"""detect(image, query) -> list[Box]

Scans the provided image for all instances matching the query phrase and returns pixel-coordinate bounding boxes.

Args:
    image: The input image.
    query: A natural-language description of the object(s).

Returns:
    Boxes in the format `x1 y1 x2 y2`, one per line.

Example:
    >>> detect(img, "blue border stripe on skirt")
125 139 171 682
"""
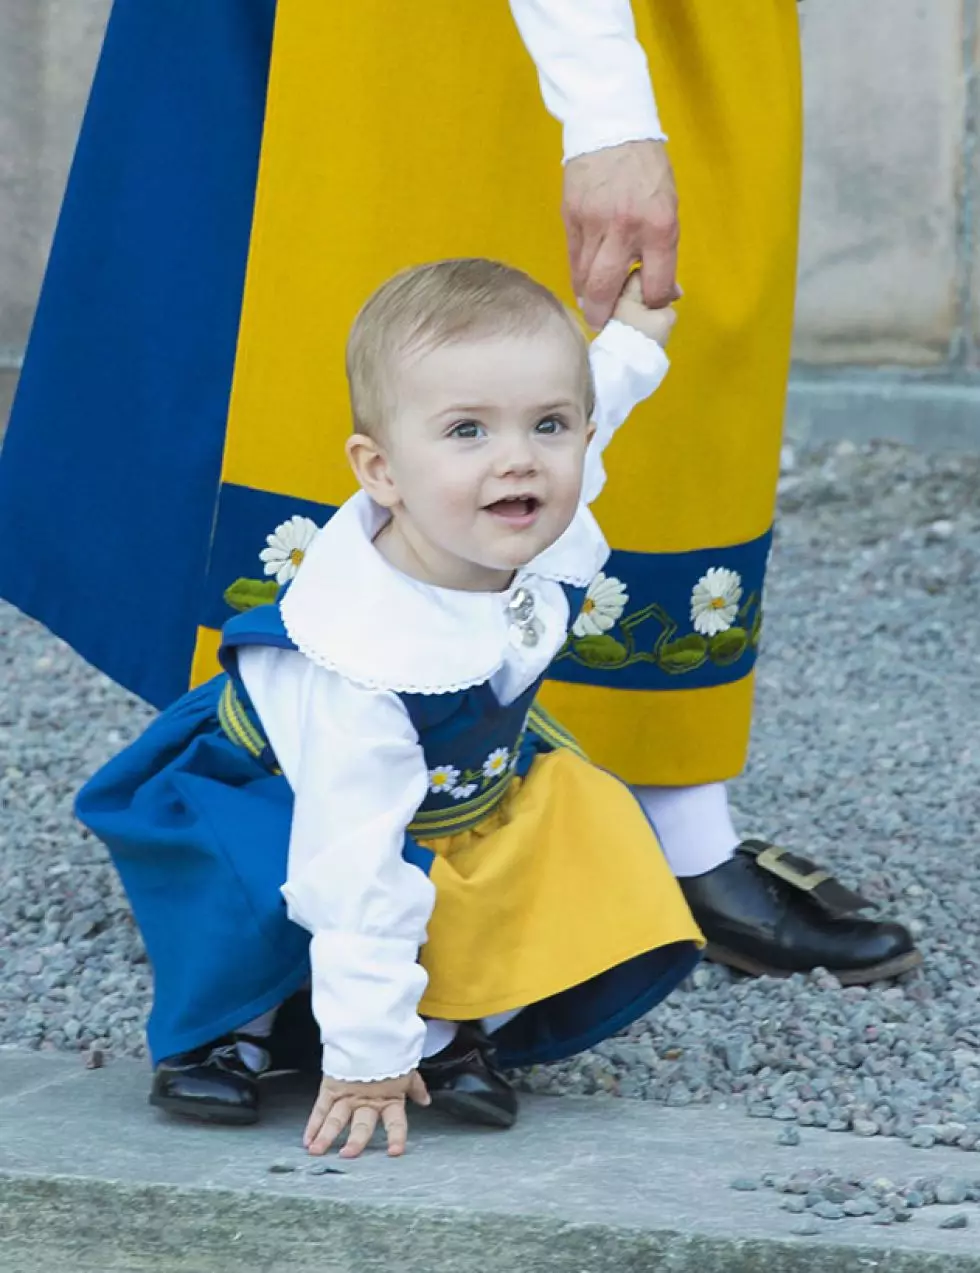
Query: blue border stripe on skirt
0 0 277 710
205 482 772 693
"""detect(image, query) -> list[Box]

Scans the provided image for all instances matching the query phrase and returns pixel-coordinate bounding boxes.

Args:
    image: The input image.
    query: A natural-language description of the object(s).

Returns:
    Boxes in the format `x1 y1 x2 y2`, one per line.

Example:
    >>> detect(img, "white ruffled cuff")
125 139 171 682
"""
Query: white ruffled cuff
507 0 666 162
308 930 429 1082
563 109 666 165
593 319 670 390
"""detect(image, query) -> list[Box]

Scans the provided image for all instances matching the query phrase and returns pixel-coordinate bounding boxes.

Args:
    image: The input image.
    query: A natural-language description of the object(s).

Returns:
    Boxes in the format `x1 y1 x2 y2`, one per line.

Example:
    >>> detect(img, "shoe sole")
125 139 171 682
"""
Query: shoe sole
703 942 924 987
149 1093 259 1126
428 1089 517 1129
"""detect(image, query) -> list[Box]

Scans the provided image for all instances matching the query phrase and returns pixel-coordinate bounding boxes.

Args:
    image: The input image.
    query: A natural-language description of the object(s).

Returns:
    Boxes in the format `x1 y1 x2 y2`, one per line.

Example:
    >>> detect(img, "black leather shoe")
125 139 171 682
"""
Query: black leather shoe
150 1034 264 1125
681 840 922 985
419 1023 519 1129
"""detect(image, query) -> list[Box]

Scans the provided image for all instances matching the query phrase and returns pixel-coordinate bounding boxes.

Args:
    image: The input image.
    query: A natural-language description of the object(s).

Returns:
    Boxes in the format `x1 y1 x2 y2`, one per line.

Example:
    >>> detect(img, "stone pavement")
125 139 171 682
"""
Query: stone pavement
1 1050 978 1273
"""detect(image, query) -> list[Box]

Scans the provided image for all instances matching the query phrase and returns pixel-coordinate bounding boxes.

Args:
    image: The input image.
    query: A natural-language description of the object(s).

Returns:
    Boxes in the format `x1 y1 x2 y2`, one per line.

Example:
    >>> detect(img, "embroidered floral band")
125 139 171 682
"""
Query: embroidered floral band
551 528 772 692
202 483 773 695
217 676 585 838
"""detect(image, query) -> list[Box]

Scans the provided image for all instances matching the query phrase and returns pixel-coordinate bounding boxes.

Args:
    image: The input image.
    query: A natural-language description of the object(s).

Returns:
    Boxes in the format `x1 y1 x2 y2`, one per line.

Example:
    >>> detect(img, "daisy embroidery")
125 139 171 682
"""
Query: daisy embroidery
572 573 629 638
428 765 461 796
482 747 511 781
690 567 743 637
259 515 319 585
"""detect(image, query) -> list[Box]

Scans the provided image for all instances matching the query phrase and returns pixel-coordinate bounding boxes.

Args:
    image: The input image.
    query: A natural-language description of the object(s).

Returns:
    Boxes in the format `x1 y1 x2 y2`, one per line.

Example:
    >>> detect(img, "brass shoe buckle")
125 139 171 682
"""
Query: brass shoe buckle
755 844 831 894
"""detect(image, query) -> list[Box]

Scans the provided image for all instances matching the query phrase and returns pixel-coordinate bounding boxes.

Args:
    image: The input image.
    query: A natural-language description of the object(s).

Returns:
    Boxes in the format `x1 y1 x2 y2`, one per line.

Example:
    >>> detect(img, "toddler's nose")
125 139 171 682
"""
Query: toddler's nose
495 434 537 476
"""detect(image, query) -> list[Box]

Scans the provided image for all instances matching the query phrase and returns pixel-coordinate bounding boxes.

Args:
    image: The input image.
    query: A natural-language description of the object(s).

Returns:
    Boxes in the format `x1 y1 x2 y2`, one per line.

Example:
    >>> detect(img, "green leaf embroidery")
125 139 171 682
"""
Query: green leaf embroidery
224 578 279 613
708 626 748 666
572 634 628 668
657 634 708 673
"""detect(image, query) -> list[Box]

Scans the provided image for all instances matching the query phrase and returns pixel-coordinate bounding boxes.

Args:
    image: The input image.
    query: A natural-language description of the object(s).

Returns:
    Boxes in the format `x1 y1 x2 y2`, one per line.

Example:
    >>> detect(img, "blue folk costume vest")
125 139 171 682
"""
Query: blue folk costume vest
77 603 701 1066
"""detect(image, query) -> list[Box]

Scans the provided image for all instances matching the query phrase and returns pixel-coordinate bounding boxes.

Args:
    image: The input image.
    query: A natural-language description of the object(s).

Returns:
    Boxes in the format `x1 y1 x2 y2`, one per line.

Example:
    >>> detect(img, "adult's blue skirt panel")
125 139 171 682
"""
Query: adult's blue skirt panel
0 0 277 709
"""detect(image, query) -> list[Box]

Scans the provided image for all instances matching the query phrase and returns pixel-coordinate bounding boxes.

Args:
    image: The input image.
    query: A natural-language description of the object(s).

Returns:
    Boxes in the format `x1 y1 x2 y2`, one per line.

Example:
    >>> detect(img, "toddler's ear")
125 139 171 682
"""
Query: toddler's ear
346 434 400 508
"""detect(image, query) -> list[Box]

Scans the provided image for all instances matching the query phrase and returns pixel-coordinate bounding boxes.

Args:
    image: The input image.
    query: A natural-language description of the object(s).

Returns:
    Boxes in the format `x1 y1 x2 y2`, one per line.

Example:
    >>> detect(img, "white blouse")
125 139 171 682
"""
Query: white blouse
239 319 668 1081
508 0 664 161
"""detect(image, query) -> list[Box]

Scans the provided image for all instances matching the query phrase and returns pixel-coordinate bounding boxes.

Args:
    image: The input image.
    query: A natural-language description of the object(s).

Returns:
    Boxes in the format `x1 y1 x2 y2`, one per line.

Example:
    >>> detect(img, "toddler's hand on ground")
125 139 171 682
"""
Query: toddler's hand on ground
611 271 679 347
304 1070 431 1159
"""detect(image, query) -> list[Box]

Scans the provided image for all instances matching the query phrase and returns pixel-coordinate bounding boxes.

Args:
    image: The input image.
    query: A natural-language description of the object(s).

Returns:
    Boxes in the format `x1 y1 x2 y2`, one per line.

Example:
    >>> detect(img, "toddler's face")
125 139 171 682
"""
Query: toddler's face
373 317 592 590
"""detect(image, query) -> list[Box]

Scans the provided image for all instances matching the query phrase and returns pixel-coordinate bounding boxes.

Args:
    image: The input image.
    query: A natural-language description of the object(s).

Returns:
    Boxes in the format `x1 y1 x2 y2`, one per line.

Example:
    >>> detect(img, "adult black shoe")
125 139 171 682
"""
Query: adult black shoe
681 840 922 986
419 1023 519 1129
149 1034 267 1125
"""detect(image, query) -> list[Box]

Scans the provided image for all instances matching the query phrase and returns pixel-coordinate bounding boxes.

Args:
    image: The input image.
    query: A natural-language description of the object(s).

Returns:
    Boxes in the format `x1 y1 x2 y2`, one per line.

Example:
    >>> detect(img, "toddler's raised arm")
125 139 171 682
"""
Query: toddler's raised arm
582 313 670 505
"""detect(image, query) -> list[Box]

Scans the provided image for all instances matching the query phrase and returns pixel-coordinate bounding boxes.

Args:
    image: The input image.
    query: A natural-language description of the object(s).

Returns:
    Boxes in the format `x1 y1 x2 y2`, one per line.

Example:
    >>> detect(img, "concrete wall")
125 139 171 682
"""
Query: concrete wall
1 0 979 443
787 0 980 447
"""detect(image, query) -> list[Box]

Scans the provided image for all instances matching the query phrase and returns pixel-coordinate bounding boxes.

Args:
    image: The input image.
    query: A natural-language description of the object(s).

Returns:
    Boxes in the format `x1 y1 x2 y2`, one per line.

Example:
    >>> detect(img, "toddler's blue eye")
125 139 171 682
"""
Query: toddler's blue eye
448 420 484 440
535 415 567 435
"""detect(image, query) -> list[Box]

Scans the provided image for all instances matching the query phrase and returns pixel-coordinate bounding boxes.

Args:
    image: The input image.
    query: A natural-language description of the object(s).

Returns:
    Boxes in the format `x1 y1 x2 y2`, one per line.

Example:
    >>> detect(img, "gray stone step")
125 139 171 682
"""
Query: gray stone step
1 1049 978 1273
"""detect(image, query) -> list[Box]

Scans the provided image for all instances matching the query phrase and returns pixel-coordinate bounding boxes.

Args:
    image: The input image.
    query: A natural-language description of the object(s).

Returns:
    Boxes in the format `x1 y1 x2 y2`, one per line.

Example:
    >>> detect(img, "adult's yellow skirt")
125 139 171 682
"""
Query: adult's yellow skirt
0 1 801 786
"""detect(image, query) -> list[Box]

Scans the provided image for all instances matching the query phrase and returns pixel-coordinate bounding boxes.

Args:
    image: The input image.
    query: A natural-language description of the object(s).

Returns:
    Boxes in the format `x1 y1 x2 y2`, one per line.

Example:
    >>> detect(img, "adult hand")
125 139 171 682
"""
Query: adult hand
562 139 679 329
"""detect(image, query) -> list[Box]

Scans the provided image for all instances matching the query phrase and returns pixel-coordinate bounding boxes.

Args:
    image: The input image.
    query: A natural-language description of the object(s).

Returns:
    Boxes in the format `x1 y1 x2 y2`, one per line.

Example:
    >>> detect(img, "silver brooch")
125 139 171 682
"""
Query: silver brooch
507 586 543 648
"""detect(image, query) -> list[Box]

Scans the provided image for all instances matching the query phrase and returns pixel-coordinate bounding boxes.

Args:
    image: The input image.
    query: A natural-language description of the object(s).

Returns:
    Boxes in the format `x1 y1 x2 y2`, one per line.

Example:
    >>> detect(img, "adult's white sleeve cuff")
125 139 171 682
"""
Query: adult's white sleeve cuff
508 0 666 162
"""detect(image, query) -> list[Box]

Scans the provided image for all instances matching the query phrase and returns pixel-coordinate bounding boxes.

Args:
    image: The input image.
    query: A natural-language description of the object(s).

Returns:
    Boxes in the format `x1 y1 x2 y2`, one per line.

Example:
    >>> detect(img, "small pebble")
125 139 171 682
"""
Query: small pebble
791 1221 822 1238
84 1048 105 1070
938 1214 969 1230
811 1202 846 1221
267 1163 297 1175
777 1126 801 1147
936 1179 969 1206
925 518 954 542
307 1164 345 1176
731 1177 760 1192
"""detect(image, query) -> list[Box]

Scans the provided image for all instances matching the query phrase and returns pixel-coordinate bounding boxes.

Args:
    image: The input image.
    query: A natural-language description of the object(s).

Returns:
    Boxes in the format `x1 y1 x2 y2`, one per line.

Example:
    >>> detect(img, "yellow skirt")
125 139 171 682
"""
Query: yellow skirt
416 748 703 1021
195 0 803 787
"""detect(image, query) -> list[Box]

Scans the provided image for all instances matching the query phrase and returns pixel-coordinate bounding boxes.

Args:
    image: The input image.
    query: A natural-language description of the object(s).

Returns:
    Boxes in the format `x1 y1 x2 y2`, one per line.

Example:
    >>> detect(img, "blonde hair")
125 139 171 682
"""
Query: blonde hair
345 258 594 436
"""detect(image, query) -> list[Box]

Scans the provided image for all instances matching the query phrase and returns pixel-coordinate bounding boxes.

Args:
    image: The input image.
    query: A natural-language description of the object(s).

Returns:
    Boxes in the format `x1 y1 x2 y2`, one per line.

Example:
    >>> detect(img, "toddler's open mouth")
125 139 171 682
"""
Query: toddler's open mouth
484 496 541 525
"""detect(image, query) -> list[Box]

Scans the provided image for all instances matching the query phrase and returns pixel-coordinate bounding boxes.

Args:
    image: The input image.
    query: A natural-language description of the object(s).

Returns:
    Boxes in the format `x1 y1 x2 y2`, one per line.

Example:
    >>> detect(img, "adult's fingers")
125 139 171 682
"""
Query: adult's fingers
381 1100 411 1158
338 1106 380 1160
562 207 587 297
637 238 679 311
580 231 635 330
566 218 607 309
306 1097 352 1156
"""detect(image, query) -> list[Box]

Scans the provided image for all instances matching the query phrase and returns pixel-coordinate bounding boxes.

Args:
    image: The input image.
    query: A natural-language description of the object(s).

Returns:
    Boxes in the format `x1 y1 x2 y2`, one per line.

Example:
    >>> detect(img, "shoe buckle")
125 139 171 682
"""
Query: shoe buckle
749 842 872 917
756 845 830 893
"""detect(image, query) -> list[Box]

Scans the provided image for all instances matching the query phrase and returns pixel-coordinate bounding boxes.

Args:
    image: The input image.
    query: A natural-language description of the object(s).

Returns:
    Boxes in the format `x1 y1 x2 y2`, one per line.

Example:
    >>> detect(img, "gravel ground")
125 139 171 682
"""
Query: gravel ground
2 439 980 1154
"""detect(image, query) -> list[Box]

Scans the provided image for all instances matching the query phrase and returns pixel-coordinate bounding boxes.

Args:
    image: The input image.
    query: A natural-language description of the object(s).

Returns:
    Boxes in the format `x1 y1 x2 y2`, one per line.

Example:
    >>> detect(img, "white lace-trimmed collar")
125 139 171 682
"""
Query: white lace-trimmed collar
279 491 608 694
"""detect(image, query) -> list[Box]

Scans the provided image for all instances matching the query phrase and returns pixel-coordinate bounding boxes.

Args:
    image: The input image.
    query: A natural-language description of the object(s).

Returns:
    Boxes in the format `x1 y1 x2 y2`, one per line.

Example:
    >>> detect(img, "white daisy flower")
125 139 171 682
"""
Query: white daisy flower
428 765 461 796
259 515 319 585
690 567 743 637
482 747 511 780
572 572 629 638
450 783 479 801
